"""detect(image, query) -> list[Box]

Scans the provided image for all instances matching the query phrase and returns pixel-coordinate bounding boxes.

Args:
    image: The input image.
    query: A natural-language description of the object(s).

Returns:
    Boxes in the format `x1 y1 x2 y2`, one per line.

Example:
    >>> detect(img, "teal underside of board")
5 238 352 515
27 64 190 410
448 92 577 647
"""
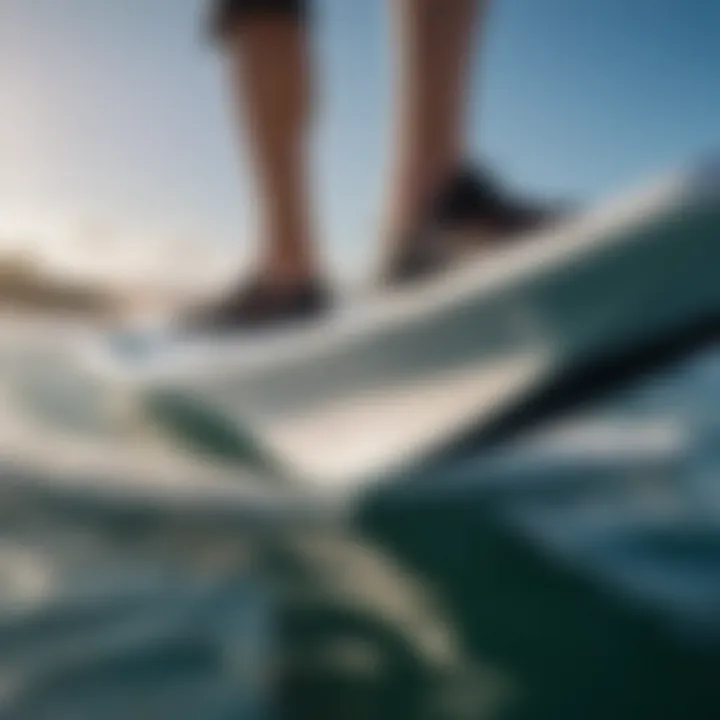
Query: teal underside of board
144 392 283 479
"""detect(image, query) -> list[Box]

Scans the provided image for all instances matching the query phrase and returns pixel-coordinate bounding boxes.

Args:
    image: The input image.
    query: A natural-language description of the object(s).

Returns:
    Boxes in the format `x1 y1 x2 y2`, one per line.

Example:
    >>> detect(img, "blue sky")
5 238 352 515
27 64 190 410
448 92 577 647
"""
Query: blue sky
0 0 718 285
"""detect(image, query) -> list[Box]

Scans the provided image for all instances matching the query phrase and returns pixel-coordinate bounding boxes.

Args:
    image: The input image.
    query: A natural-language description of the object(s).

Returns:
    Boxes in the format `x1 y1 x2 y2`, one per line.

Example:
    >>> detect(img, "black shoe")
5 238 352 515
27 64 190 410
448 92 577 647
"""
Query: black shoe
384 165 567 285
184 276 330 333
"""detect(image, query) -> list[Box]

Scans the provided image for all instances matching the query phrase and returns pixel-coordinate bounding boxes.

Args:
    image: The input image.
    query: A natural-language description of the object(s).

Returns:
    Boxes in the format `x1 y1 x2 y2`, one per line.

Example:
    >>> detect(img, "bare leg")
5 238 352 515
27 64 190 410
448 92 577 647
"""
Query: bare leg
385 0 486 250
223 13 316 287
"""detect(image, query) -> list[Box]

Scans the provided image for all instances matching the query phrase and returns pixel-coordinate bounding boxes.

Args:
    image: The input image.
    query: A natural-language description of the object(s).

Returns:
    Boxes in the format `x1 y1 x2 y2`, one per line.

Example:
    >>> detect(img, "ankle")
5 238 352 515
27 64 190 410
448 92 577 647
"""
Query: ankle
257 254 319 289
385 164 464 244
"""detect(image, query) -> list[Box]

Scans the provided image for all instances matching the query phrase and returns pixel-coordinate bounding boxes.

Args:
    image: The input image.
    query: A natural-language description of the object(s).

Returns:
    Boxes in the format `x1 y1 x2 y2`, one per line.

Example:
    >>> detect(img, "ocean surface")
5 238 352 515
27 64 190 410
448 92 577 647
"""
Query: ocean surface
0 319 717 719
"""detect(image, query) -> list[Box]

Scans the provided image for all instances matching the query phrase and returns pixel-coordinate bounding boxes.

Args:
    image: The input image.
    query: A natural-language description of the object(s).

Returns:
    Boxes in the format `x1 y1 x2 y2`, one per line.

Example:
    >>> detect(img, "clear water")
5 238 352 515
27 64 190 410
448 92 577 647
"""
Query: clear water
0 321 717 719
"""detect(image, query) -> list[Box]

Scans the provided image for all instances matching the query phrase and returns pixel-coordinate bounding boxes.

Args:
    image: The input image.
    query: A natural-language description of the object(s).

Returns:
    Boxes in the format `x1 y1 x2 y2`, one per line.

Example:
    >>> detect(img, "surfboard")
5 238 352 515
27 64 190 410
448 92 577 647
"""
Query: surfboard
94 158 720 490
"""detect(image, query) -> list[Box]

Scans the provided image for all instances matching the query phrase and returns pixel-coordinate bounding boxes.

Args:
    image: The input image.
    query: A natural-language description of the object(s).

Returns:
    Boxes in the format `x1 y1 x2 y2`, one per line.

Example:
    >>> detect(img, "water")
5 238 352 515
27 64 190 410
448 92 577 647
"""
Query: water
0 320 718 718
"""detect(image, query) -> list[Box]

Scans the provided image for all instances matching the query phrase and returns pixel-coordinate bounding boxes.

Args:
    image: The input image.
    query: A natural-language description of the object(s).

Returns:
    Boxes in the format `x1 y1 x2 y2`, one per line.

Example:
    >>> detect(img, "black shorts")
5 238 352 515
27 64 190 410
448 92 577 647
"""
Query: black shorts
211 0 310 40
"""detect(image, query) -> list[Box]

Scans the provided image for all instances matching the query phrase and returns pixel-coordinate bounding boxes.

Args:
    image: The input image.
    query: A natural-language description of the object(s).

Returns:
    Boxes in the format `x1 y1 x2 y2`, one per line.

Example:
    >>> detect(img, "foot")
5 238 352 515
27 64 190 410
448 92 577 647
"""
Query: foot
384 165 567 285
183 275 330 333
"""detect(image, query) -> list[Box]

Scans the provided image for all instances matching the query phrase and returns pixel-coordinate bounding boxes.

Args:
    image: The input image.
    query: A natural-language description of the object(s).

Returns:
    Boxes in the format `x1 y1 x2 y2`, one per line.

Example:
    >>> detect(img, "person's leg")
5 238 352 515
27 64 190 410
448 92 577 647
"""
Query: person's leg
385 0 486 250
215 0 317 288
188 1 328 330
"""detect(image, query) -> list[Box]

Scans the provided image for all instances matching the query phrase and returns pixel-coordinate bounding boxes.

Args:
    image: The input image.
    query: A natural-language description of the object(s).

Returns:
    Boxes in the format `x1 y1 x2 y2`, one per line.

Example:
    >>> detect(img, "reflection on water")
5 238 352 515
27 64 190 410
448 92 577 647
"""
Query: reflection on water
0 324 718 718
